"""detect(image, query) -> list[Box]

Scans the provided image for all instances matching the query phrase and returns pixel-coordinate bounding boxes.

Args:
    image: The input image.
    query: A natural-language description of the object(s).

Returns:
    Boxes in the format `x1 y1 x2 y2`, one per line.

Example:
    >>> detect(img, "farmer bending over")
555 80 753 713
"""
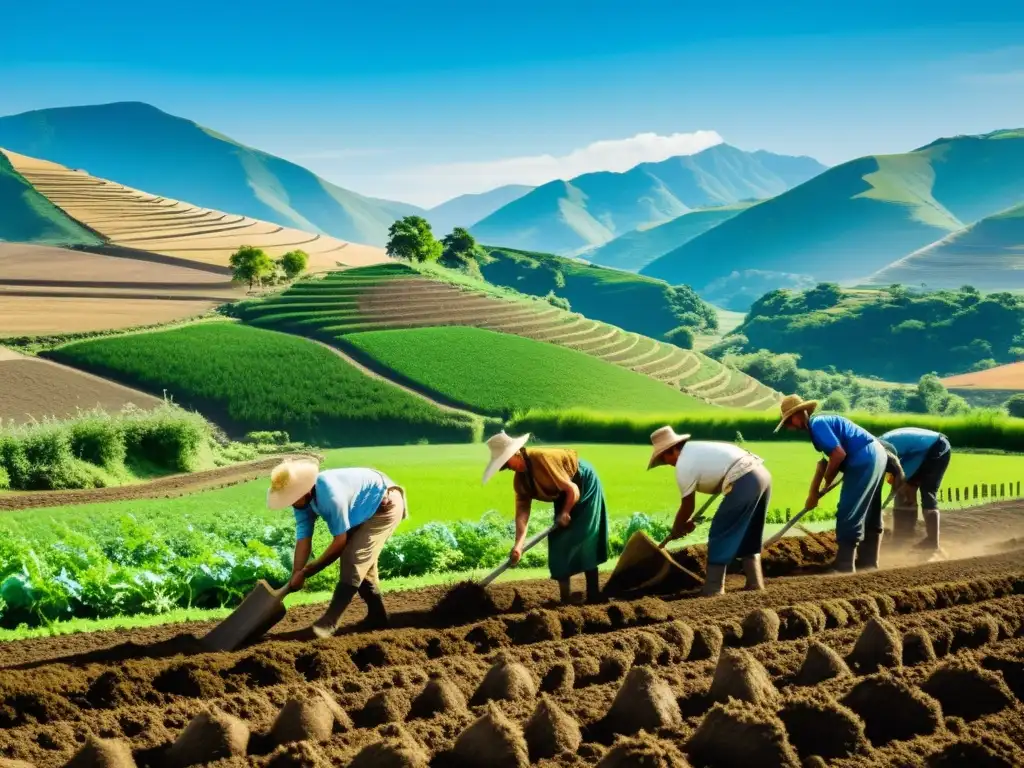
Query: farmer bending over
776 395 886 573
648 427 772 596
483 432 609 604
267 459 408 638
879 427 951 554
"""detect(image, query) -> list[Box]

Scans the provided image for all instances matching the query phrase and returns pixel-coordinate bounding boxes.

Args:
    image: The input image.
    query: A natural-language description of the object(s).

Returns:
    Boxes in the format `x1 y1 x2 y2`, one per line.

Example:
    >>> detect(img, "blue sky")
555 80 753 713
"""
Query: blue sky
2 1 1024 206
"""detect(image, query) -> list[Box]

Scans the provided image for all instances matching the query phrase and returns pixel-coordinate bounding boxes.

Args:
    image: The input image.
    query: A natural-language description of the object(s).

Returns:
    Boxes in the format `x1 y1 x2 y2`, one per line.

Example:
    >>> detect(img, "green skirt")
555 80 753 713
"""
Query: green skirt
548 459 610 580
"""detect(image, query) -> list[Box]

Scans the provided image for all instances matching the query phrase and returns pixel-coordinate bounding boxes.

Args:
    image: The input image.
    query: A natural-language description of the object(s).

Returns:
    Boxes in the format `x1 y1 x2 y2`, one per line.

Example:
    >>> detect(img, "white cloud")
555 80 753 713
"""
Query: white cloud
353 130 724 207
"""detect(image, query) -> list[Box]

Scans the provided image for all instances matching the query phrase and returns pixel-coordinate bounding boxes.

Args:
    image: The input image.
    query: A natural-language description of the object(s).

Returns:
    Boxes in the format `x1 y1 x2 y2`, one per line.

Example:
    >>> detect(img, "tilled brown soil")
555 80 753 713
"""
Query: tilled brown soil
2 505 1024 767
0 453 321 511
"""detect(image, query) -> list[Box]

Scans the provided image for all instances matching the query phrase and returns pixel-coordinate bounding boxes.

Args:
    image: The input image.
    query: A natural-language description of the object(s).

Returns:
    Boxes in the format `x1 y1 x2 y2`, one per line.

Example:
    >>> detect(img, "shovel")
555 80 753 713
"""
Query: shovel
764 481 842 547
202 580 294 652
658 493 720 549
479 524 556 587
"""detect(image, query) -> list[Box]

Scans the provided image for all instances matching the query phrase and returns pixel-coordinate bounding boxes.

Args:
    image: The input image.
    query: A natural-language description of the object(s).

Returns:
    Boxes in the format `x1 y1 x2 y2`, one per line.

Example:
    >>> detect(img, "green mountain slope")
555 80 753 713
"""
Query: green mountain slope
0 102 421 247
478 245 718 340
642 129 1024 305
469 144 826 255
586 202 754 271
0 150 100 245
426 185 534 234
867 202 1024 290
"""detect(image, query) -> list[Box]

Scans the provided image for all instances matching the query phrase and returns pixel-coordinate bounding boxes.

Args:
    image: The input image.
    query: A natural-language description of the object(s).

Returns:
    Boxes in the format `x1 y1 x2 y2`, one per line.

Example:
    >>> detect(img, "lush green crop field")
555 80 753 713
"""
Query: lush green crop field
3 441 1020 630
344 326 710 417
48 323 480 445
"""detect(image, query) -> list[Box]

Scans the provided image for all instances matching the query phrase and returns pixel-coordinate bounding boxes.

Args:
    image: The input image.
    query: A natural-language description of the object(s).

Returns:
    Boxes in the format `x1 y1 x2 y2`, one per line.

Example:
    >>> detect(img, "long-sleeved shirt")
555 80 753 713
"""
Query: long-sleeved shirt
293 468 404 541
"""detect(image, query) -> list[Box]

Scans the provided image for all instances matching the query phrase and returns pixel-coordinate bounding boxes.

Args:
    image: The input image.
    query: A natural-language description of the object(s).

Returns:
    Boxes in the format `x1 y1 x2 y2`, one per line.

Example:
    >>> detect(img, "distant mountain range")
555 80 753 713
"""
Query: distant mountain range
0 102 421 247
425 185 534 235
469 144 827 255
866 201 1024 291
642 129 1024 305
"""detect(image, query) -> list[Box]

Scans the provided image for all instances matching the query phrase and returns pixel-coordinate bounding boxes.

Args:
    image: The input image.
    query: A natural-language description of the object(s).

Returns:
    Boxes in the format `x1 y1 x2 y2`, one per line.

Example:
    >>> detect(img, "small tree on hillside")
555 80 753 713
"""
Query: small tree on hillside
1006 394 1024 419
822 392 850 413
229 245 275 289
439 227 485 275
387 216 442 263
278 249 309 280
664 326 695 349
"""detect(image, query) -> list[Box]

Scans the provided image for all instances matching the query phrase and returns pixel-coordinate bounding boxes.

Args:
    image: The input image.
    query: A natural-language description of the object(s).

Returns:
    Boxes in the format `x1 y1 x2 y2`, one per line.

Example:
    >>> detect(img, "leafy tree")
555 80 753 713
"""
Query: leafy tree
439 227 487 275
822 392 850 412
857 395 890 413
664 326 695 349
803 282 843 311
278 250 309 280
1006 394 1024 419
229 246 275 289
387 217 442 263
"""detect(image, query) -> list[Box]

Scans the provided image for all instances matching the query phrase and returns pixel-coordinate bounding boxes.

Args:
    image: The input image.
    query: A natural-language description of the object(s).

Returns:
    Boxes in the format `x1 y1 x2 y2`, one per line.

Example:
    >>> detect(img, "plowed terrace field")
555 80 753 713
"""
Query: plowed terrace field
3 504 1024 767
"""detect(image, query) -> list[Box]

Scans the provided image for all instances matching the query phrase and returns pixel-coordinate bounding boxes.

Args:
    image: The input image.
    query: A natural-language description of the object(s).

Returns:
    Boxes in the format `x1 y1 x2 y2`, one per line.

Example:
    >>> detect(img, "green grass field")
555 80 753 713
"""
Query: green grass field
0 150 101 244
344 326 709 417
47 322 479 444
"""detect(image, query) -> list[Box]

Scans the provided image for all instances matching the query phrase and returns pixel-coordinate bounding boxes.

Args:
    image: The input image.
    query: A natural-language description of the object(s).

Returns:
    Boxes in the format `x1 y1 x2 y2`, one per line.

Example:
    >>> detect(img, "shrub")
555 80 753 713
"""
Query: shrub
822 392 850 413
1006 394 1024 419
545 291 571 311
69 411 127 468
664 326 695 349
278 250 309 280
245 430 291 445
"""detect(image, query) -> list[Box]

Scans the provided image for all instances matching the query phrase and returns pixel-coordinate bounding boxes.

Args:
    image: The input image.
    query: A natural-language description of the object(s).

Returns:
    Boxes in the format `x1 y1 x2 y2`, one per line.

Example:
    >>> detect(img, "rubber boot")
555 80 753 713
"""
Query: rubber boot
558 578 573 605
914 510 943 558
741 555 765 591
585 569 605 604
831 543 857 574
357 579 390 630
856 531 882 571
701 563 728 597
312 583 358 638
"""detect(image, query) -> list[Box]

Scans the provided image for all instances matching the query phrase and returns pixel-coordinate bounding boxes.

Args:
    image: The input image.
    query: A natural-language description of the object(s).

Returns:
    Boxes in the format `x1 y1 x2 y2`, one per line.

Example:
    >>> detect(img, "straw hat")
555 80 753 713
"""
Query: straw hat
774 394 818 433
648 426 691 469
266 459 320 509
482 431 530 484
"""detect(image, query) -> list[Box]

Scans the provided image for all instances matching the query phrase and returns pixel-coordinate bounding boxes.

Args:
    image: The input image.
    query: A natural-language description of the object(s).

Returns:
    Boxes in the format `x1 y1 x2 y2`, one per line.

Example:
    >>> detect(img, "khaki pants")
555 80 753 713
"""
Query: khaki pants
339 487 405 587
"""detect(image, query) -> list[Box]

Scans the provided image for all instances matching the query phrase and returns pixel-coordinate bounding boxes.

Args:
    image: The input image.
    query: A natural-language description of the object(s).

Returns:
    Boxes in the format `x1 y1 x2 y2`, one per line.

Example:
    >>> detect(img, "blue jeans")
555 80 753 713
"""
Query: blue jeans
707 465 772 565
836 440 886 545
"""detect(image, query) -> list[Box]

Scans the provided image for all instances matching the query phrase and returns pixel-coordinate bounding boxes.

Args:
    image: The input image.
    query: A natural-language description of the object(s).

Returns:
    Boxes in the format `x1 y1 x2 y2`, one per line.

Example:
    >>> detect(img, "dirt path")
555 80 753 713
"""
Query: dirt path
0 452 320 511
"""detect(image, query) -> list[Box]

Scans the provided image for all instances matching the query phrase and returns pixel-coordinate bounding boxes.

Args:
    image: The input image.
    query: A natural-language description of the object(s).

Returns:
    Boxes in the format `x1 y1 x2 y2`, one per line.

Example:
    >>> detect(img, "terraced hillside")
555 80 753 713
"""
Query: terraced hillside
0 149 388 271
867 202 1024 291
234 264 779 411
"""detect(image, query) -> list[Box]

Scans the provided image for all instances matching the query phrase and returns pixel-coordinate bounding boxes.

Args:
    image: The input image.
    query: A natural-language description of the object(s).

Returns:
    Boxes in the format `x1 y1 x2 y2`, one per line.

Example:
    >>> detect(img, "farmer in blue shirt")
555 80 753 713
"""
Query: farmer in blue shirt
267 460 408 637
879 428 951 553
776 395 887 573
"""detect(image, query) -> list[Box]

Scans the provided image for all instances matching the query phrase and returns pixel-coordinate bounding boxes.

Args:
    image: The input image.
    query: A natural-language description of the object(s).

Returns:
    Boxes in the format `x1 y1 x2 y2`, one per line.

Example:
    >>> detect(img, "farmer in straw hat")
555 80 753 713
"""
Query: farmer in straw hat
877 427 951 554
267 459 408 637
776 395 887 573
648 427 772 596
483 432 609 604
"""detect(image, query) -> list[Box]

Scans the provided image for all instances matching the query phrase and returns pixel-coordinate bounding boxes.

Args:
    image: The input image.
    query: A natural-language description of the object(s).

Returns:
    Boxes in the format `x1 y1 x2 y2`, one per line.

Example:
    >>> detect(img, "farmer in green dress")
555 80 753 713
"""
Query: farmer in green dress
483 431 609 604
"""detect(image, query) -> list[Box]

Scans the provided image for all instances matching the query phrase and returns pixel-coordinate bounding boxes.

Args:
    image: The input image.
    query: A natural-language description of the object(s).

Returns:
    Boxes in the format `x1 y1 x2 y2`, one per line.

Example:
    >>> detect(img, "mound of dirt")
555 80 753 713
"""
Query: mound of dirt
409 677 468 720
540 662 574 694
778 694 868 760
632 631 671 666
65 737 136 768
294 649 356 681
794 641 851 686
926 734 1024 768
778 604 825 640
434 581 499 624
85 670 139 710
0 691 77 727
598 652 633 684
848 617 903 673
153 663 223 699
470 655 536 705
820 599 853 628
265 741 330 768
658 621 695 660
902 628 938 666
690 625 724 661
357 689 412 727
523 695 582 761
604 667 682 736
269 688 350 745
450 702 529 768
508 610 561 644
349 725 430 768
0 760 35 768
166 708 250 768
709 649 778 705
840 674 942 746
952 616 1000 651
687 701 801 768
226 653 294 687
921 663 1014 720
741 608 781 645
596 733 692 768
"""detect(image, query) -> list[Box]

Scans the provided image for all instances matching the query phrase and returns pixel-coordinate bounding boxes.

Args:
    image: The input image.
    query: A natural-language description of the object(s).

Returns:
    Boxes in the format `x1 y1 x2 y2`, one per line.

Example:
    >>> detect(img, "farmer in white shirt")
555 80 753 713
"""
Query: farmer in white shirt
648 427 772 596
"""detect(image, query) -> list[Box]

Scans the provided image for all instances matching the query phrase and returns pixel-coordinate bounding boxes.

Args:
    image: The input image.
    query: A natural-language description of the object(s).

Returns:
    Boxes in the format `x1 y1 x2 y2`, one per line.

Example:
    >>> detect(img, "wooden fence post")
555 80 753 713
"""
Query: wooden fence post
974 484 979 500
1001 483 1006 498
955 487 960 503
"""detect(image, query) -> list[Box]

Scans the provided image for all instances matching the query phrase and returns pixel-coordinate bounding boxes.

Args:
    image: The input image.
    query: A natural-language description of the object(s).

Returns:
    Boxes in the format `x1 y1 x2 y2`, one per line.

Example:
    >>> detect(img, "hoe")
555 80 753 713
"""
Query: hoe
202 581 295 652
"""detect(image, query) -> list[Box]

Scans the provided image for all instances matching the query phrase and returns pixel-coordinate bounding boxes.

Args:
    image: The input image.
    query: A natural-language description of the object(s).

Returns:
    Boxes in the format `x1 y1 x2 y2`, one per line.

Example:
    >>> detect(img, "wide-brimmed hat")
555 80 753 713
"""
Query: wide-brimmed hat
482 431 530 484
266 459 320 509
774 394 818 433
648 426 691 469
